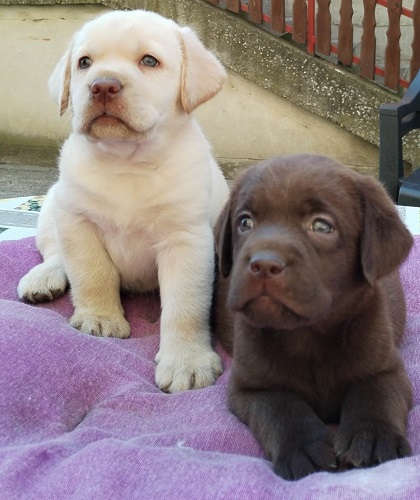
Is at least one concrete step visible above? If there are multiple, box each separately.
[0,163,57,198]
[0,144,58,198]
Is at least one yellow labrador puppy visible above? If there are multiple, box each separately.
[18,10,229,393]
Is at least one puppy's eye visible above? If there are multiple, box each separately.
[310,218,334,234]
[78,56,92,70]
[238,215,254,232]
[140,55,159,68]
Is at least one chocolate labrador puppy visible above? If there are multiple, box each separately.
[213,155,414,480]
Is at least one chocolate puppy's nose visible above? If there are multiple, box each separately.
[248,251,286,279]
[91,78,122,102]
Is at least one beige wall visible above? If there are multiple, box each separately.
[1,5,108,144]
[196,72,379,176]
[1,4,379,176]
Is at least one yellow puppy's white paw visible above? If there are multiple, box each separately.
[155,343,222,393]
[70,313,131,339]
[18,263,67,303]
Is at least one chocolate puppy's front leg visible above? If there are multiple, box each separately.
[335,367,412,467]
[229,387,337,480]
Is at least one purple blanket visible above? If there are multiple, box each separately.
[1,236,419,499]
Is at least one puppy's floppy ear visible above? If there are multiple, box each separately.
[48,44,72,116]
[178,27,226,113]
[214,199,233,278]
[358,175,413,285]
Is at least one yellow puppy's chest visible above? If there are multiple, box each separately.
[90,204,167,293]
[105,229,159,292]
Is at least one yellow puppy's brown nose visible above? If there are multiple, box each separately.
[91,78,122,103]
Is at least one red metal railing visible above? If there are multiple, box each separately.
[207,0,420,92]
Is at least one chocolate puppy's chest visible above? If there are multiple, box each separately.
[305,363,350,422]
[279,355,349,421]
[235,331,359,422]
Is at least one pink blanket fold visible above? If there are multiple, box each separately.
[1,236,419,499]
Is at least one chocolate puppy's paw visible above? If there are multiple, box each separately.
[273,425,337,480]
[334,419,411,468]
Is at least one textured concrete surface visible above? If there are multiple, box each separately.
[0,164,57,198]
[196,72,380,178]
[0,144,58,197]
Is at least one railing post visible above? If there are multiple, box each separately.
[271,0,285,33]
[307,0,316,55]
[384,0,402,91]
[226,0,240,12]
[249,0,263,24]
[338,0,354,66]
[293,0,308,44]
[316,0,332,56]
[360,0,377,80]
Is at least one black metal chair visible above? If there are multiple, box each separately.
[379,70,420,206]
